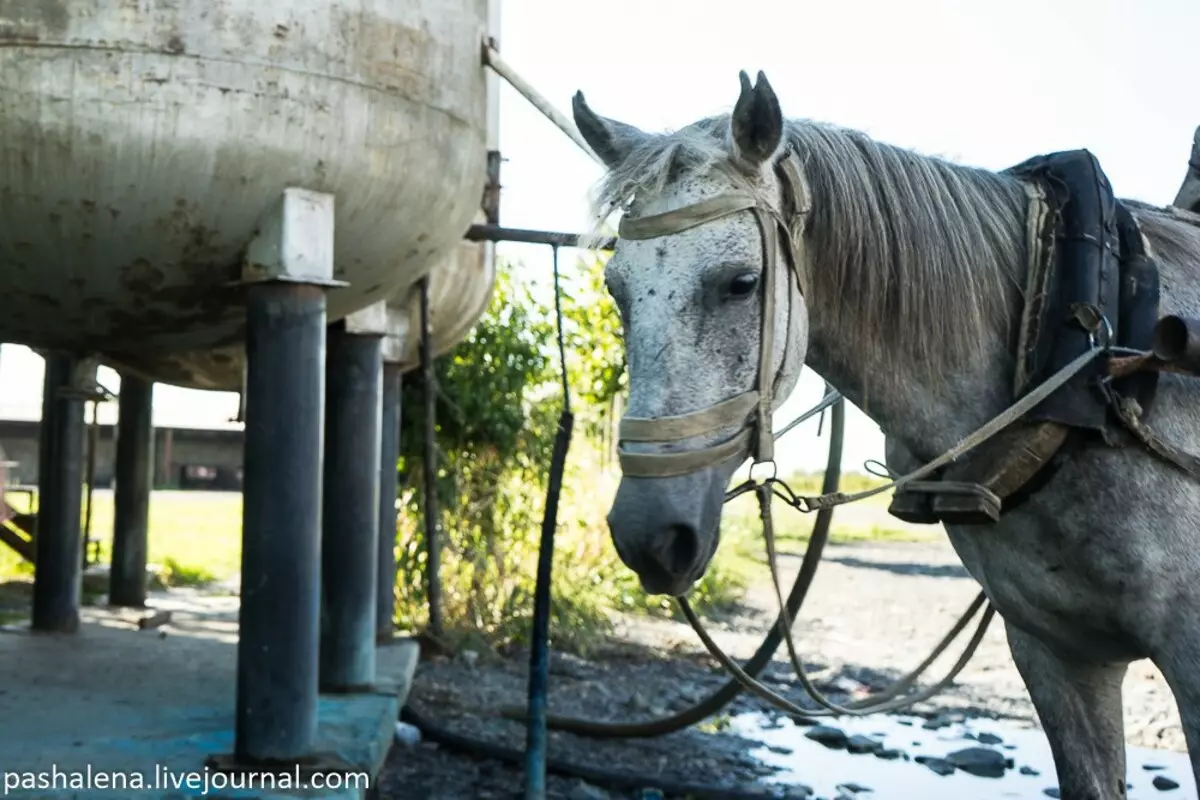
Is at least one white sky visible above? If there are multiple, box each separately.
[0,0,1193,474]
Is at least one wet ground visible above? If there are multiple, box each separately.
[381,539,1191,798]
[735,710,1194,799]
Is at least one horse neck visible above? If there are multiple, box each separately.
[788,144,1029,459]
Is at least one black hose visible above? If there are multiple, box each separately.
[523,246,574,798]
[401,705,802,799]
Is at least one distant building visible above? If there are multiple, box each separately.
[0,402,243,490]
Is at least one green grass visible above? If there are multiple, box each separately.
[0,490,243,586]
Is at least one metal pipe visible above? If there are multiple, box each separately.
[376,362,403,643]
[1152,314,1200,372]
[420,276,444,637]
[83,399,99,567]
[481,42,601,166]
[31,352,87,633]
[465,223,614,251]
[320,326,383,692]
[237,282,325,762]
[110,374,154,608]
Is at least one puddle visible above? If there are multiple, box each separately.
[729,711,1195,799]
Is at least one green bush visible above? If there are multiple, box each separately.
[390,253,752,656]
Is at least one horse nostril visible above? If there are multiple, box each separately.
[663,523,700,575]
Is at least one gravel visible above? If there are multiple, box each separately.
[379,538,1186,798]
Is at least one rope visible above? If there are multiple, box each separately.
[793,345,1105,512]
[677,482,995,719]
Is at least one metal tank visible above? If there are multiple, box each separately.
[0,0,492,390]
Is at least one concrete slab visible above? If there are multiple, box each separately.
[0,591,419,799]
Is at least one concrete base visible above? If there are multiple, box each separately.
[0,591,418,799]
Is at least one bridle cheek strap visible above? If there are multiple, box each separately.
[614,153,807,478]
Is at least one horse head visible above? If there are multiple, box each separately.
[573,71,811,596]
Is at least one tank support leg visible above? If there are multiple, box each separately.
[31,353,93,633]
[376,358,403,644]
[229,188,345,765]
[320,302,386,691]
[109,374,154,608]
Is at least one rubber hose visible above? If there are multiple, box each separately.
[400,705,802,799]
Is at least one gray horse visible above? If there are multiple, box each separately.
[572,72,1200,798]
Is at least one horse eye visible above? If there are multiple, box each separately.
[728,273,759,298]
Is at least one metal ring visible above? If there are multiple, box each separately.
[749,459,778,484]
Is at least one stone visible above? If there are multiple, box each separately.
[567,780,610,800]
[837,782,873,793]
[1044,790,1060,798]
[915,756,956,776]
[1020,766,1041,776]
[393,721,421,747]
[875,748,903,760]
[946,746,1008,778]
[976,732,1004,745]
[1152,775,1180,791]
[1144,763,1167,771]
[805,725,849,749]
[845,734,882,755]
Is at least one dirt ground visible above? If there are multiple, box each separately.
[379,538,1186,799]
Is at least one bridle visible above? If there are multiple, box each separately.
[614,150,812,478]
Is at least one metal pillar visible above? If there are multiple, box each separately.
[31,353,90,633]
[320,302,386,691]
[376,360,402,643]
[232,188,344,764]
[109,374,154,608]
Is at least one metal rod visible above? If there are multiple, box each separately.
[420,276,444,638]
[110,374,154,608]
[236,282,325,761]
[82,399,99,567]
[482,42,600,165]
[465,223,614,251]
[31,352,86,633]
[320,326,383,692]
[377,362,403,643]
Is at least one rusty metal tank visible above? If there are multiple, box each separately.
[0,0,493,390]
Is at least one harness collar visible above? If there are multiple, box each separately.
[615,150,810,478]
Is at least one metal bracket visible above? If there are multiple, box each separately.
[381,304,411,366]
[232,188,350,289]
[341,300,389,337]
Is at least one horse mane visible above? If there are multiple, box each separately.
[588,114,1031,384]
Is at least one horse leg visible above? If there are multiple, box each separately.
[1149,634,1200,786]
[1006,621,1129,799]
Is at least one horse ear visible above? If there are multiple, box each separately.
[573,91,646,169]
[731,70,783,170]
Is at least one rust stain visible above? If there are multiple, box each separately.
[29,292,61,308]
[0,0,68,44]
[120,258,167,293]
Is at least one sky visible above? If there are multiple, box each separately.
[0,0,1193,473]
